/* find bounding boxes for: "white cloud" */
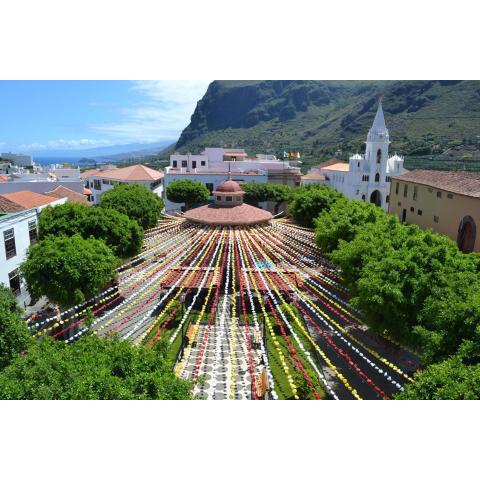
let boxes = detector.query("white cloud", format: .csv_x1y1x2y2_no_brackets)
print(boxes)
90,80,211,143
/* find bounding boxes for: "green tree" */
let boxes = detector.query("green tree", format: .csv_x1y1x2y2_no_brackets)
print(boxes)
166,179,210,210
288,185,343,228
315,199,386,254
414,270,480,365
241,183,293,208
0,286,32,370
100,183,164,229
332,219,478,343
396,356,480,400
21,235,118,308
39,203,143,259
0,335,192,399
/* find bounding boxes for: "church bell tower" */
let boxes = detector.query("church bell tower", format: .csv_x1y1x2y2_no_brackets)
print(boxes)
365,101,390,182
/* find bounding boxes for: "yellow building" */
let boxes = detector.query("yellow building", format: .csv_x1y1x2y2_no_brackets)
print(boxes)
388,170,480,253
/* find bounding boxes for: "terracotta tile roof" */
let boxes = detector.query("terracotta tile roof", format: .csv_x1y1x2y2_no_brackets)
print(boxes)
0,196,25,213
83,187,92,195
93,165,164,181
45,185,91,205
184,203,272,226
0,191,59,209
321,162,350,172
392,170,480,198
80,169,101,179
311,157,343,170
301,172,326,181
0,175,8,182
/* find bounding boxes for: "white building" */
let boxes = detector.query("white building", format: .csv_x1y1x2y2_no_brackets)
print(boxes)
308,102,407,211
82,164,164,205
0,209,39,307
1,152,34,168
164,147,301,211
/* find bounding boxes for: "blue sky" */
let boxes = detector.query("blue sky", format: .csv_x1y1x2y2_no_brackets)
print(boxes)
0,80,211,152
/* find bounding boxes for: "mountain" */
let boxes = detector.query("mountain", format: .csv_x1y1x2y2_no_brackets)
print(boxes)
176,81,480,171
30,140,174,161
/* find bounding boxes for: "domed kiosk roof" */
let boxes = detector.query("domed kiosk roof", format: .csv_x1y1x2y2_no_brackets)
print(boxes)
184,179,272,226
214,180,244,194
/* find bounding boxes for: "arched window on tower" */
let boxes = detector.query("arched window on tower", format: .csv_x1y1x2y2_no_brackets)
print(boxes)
375,173,380,183
376,149,382,164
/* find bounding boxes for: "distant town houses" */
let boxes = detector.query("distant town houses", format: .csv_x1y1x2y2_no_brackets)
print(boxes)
164,147,302,211
302,102,407,211
81,164,164,205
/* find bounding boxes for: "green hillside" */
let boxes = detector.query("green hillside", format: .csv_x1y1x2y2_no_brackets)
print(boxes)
175,80,480,171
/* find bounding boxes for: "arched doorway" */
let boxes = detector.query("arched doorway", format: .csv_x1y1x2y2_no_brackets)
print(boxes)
370,190,382,207
457,215,476,253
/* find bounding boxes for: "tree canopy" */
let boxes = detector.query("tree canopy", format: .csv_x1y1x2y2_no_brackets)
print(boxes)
288,185,343,227
21,235,118,308
0,335,192,399
396,356,480,400
315,198,386,254
241,182,293,206
0,286,32,370
100,183,164,229
39,202,143,259
166,179,210,209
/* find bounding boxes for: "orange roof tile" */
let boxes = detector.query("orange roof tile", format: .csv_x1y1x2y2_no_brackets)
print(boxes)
321,162,350,172
0,196,25,213
80,169,101,179
392,170,480,198
301,172,326,181
45,185,91,205
184,203,272,226
0,191,59,209
94,165,163,181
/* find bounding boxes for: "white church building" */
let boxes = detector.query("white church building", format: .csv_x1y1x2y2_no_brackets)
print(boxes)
307,102,407,211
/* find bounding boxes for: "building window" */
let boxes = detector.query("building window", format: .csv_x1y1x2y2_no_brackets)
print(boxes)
434,215,439,223
413,186,418,201
437,191,442,198
102,179,108,185
357,161,360,168
172,160,177,168
225,196,233,202
447,193,453,199
361,195,366,201
375,173,380,183
356,189,360,195
216,196,222,201
8,269,21,296
395,182,399,195
93,179,101,190
376,149,382,164
181,160,187,168
205,183,214,194
201,161,206,167
418,210,423,216
236,196,241,201
28,220,38,244
3,228,16,259
386,195,389,203
397,201,401,206
192,161,197,169
410,206,415,212
403,184,408,198
386,176,391,182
